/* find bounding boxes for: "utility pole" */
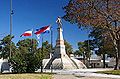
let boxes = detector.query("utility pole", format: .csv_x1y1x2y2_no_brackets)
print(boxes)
10,0,13,58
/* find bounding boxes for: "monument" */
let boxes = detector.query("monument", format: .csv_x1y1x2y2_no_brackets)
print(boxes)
44,17,86,69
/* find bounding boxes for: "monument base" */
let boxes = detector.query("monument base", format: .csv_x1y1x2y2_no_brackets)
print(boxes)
44,26,87,69
44,55,87,69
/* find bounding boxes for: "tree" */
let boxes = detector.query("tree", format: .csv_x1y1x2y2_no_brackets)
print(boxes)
42,41,51,59
63,0,120,70
0,35,16,59
10,38,41,73
90,27,116,68
77,41,86,64
64,40,73,57
37,41,51,73
17,38,38,53
77,40,93,67
74,50,82,56
0,46,2,58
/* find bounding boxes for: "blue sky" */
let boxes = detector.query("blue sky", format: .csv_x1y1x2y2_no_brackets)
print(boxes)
0,0,89,50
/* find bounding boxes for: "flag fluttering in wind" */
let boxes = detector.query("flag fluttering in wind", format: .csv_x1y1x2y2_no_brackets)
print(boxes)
34,25,50,35
34,25,50,43
20,29,33,37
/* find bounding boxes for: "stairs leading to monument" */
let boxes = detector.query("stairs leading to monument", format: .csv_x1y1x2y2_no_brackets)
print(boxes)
44,57,55,69
71,58,87,69
62,57,78,69
70,58,79,69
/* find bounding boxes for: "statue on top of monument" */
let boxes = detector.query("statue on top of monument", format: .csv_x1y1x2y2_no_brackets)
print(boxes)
56,16,62,28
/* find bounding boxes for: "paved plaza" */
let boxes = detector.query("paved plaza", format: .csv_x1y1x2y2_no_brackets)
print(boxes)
53,74,118,79
41,68,120,79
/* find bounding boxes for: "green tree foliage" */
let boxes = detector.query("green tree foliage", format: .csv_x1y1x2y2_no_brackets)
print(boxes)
74,50,82,56
17,38,38,53
42,41,51,59
63,0,120,70
77,40,93,66
0,35,16,59
10,38,41,73
0,35,52,73
90,27,115,57
0,46,2,58
90,27,116,68
64,40,73,57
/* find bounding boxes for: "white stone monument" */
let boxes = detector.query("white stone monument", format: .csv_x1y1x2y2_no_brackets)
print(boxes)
44,17,86,69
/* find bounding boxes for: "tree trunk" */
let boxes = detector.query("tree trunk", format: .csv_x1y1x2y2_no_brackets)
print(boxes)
88,57,91,68
118,40,120,59
103,53,106,68
118,40,120,69
83,52,86,64
114,40,119,70
40,60,43,73
114,54,119,70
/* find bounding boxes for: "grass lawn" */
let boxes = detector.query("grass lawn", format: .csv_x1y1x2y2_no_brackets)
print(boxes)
97,70,120,75
0,73,52,79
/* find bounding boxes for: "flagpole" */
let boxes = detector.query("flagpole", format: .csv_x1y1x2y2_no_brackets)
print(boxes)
50,25,53,58
31,30,33,53
41,34,43,73
10,0,13,58
50,25,53,73
31,38,33,53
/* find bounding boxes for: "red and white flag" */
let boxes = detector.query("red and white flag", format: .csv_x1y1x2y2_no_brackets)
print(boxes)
20,29,33,37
